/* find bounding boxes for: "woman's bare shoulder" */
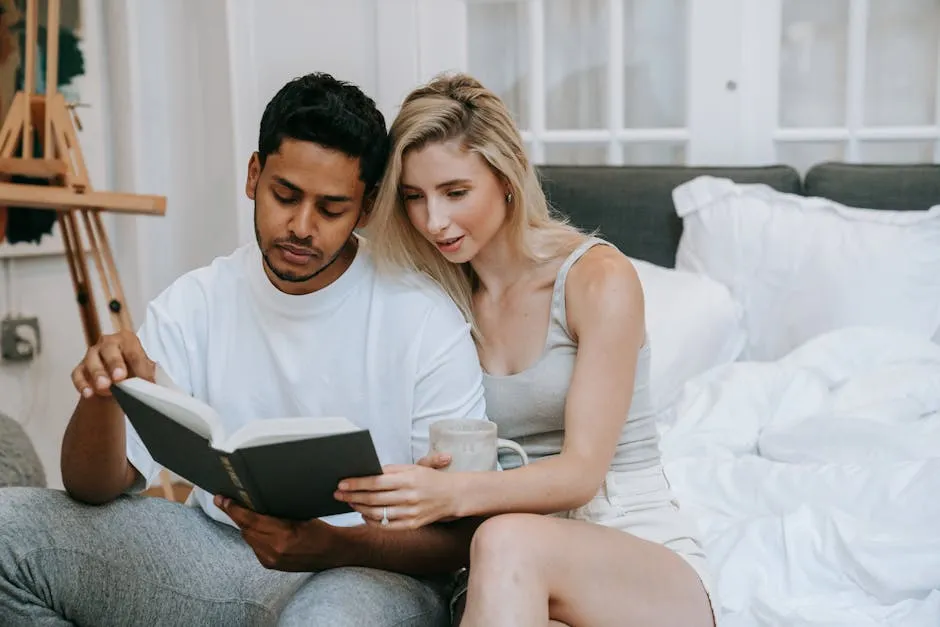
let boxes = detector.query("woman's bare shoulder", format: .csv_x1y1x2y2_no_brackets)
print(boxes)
564,244,644,338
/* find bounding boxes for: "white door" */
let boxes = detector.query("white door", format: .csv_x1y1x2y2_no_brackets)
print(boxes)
451,0,940,171
453,0,786,168
463,0,696,166
738,0,940,172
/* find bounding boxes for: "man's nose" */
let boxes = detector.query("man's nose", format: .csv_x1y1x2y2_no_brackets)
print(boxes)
290,205,318,240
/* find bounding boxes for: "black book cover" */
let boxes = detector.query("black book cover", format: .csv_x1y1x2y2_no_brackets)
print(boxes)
112,384,383,521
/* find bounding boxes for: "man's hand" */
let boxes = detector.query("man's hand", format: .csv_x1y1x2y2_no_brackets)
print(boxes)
214,495,341,572
70,330,157,398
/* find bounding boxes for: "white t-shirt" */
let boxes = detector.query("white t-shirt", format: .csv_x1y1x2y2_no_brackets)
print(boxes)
126,238,487,527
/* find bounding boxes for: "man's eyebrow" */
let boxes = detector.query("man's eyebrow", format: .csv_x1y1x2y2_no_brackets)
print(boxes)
271,176,302,193
272,176,352,202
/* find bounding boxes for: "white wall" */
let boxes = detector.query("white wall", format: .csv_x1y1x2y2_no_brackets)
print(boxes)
0,0,240,489
0,0,116,488
0,0,468,489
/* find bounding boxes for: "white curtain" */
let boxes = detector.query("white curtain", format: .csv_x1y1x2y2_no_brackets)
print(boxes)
102,0,240,316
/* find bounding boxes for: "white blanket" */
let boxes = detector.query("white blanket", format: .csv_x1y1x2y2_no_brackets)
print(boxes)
658,327,940,626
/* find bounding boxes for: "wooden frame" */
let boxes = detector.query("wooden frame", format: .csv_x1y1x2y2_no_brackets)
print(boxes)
0,0,173,499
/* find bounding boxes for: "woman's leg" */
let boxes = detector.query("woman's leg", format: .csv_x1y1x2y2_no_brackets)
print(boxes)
458,514,714,627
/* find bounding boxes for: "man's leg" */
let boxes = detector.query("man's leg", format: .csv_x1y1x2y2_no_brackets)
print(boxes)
0,487,308,627
277,566,454,627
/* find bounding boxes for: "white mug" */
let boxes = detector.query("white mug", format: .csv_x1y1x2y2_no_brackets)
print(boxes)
428,418,529,472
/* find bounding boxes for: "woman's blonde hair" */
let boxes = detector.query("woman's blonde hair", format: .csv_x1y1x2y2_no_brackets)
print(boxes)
367,72,586,339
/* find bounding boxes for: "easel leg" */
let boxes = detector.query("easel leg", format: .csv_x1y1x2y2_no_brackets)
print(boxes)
58,210,101,345
51,97,133,333
0,93,24,157
21,0,37,159
91,212,134,330
80,210,123,332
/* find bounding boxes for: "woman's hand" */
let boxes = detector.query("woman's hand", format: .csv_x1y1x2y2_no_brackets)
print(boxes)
416,452,451,470
335,459,460,530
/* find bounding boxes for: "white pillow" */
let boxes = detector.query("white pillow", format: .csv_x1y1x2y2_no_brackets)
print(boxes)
631,256,746,413
673,176,940,361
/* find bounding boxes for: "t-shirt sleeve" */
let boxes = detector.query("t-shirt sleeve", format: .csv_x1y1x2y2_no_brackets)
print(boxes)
409,301,487,463
124,290,197,493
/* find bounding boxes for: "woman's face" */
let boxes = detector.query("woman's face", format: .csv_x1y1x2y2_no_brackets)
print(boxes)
400,139,507,264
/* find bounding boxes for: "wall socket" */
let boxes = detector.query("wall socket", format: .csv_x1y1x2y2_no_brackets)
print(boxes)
1,316,41,362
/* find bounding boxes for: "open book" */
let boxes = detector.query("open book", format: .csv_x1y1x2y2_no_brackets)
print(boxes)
111,377,382,521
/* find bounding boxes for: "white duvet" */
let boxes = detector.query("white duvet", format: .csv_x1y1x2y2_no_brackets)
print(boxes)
658,326,940,627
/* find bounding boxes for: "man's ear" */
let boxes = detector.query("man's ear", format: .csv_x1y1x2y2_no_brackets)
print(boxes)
357,191,376,229
245,152,261,200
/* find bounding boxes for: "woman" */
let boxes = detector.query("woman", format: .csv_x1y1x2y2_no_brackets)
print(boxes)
336,73,718,627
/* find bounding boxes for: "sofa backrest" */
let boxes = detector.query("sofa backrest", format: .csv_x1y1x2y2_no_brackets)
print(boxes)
804,162,940,211
535,161,940,268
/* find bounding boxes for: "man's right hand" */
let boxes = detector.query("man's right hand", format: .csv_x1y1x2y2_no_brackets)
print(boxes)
71,330,156,399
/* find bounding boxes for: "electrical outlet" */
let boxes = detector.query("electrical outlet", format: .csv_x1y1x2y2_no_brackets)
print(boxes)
1,316,41,362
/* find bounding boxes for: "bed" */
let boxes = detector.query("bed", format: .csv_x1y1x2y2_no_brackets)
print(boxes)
536,161,940,626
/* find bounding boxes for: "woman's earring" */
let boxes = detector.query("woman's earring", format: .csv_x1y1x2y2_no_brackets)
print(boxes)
506,192,513,204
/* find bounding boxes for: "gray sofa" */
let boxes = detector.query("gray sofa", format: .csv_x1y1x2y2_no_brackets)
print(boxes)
0,413,46,488
535,161,940,268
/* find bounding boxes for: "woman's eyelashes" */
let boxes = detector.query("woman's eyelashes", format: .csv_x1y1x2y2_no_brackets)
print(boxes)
402,188,470,202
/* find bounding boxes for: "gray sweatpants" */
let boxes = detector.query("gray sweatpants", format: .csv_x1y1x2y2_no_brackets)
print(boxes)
0,487,452,626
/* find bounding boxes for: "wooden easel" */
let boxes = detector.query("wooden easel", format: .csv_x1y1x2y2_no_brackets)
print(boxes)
0,0,175,500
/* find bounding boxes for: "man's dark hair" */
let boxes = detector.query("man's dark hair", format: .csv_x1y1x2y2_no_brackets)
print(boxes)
258,72,389,194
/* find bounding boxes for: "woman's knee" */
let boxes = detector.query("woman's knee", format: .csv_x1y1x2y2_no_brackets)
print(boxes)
469,513,546,569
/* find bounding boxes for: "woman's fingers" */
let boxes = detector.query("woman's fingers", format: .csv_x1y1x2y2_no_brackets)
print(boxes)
338,471,413,492
416,453,452,470
336,488,416,507
351,504,421,530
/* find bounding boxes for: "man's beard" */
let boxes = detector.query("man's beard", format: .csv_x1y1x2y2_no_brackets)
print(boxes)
253,200,354,284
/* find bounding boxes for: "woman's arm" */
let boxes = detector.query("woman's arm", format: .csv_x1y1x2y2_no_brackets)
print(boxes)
336,246,647,525
453,246,646,516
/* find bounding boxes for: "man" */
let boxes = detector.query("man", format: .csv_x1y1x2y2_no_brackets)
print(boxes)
0,73,485,626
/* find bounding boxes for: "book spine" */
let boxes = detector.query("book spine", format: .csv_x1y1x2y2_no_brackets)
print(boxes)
218,453,267,514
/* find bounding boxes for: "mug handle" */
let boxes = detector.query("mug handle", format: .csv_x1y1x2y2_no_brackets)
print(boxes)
496,438,529,466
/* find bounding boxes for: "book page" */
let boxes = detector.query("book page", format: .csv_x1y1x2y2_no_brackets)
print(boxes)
219,416,362,453
115,378,220,440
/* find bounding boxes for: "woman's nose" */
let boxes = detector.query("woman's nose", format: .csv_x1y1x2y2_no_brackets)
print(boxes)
425,198,450,234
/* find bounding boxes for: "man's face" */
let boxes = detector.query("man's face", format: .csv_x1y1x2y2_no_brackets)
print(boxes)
246,138,369,295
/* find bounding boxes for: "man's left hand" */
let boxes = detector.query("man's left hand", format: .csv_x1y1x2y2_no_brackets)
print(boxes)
214,495,341,572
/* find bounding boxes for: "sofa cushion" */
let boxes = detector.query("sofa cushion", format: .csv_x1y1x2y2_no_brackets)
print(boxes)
0,413,46,488
536,165,802,267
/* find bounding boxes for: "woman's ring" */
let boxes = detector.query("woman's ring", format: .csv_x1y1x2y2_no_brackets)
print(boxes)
381,506,389,527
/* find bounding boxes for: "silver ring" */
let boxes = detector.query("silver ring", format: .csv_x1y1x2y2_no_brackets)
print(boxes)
380,506,389,527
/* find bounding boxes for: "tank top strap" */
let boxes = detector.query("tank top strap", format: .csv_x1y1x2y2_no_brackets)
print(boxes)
548,236,613,340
